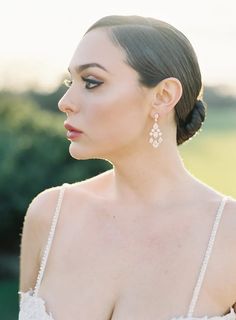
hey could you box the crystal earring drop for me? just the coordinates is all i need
[149,113,163,148]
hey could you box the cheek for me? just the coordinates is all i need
[83,85,147,143]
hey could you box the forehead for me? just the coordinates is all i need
[69,29,128,73]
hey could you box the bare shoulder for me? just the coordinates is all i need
[198,181,236,247]
[221,196,236,240]
[23,185,64,240]
[27,185,62,213]
[19,185,65,292]
[183,180,236,307]
[216,196,236,284]
[218,196,236,307]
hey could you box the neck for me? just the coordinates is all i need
[109,142,193,205]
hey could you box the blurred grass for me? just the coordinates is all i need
[0,278,18,319]
[180,107,236,198]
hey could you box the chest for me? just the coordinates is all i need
[38,206,233,320]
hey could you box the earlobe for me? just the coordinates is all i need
[152,77,183,113]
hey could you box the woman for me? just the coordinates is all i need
[18,15,236,320]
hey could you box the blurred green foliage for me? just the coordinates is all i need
[0,278,18,318]
[0,91,111,254]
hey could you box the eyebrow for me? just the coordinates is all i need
[68,63,108,74]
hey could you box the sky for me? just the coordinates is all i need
[1,0,236,94]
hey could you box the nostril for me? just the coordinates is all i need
[58,103,74,114]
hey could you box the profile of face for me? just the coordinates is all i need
[58,29,163,161]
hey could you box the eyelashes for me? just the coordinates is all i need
[64,77,104,90]
[63,79,72,88]
[64,79,73,88]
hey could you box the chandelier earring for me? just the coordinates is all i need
[149,113,163,148]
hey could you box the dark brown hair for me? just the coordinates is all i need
[85,15,206,145]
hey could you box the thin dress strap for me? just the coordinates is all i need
[33,183,68,297]
[187,196,229,317]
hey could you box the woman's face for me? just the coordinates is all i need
[58,28,152,161]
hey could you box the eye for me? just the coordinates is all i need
[64,78,73,88]
[81,76,104,90]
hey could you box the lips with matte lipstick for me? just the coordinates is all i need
[64,122,83,140]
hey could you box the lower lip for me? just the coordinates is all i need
[66,130,83,140]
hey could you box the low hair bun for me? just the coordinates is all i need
[177,100,207,145]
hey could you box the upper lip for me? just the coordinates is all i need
[64,122,83,133]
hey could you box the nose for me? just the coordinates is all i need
[58,91,77,114]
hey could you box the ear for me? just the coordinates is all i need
[150,77,183,117]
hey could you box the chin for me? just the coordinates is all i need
[68,141,108,161]
[67,138,127,162]
[68,143,92,160]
